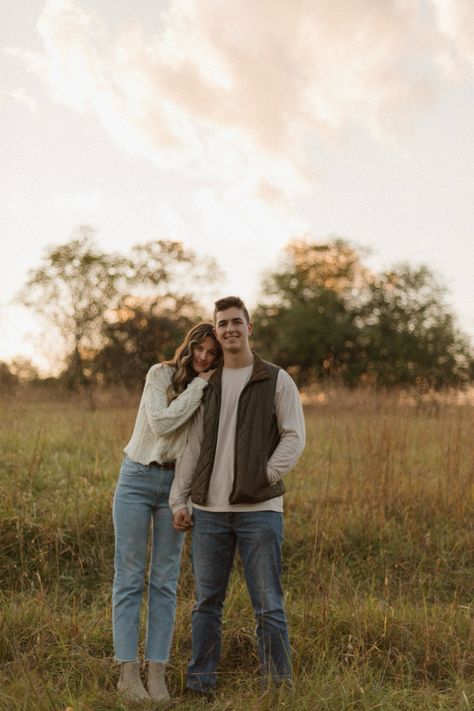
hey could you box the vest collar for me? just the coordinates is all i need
[209,351,270,385]
[248,352,271,382]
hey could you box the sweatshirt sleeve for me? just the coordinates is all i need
[266,369,306,483]
[169,406,204,513]
[143,364,208,437]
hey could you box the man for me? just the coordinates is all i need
[170,295,305,693]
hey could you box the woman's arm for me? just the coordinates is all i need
[144,364,208,437]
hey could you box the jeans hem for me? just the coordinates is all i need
[186,683,217,692]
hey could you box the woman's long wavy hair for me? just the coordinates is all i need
[164,322,221,403]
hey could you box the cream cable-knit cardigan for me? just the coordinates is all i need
[124,363,208,466]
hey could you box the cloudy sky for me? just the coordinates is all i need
[1,0,474,372]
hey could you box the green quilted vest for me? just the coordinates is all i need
[190,352,285,506]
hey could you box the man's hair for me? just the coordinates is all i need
[213,296,251,324]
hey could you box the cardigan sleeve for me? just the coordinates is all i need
[143,364,208,437]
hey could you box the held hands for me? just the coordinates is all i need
[172,507,193,532]
[198,369,216,382]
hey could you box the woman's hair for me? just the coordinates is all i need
[164,322,221,402]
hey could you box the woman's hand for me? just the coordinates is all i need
[172,508,193,531]
[198,369,216,382]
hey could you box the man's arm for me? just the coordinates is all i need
[266,369,306,482]
[169,406,204,529]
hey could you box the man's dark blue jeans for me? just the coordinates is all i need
[187,509,292,691]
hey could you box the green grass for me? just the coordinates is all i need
[0,388,473,710]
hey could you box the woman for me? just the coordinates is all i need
[112,323,221,703]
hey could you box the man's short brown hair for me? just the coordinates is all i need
[213,296,251,324]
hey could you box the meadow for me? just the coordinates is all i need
[0,388,473,710]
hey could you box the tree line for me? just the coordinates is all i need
[3,226,473,390]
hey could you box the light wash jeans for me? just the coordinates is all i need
[112,456,183,662]
[187,509,292,691]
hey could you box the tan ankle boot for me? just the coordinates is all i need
[147,661,170,702]
[117,661,150,702]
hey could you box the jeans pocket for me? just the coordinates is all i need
[120,457,148,477]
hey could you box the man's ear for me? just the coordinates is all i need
[247,321,253,335]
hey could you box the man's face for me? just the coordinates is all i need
[214,306,252,354]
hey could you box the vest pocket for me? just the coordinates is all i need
[230,453,275,503]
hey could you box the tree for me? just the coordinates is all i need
[18,226,131,388]
[88,240,220,387]
[357,264,473,388]
[0,362,18,393]
[89,297,199,388]
[18,228,221,388]
[253,237,367,385]
[253,239,473,388]
[7,358,40,383]
[253,292,360,385]
[128,240,219,309]
[261,237,370,306]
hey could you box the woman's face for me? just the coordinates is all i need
[191,335,218,374]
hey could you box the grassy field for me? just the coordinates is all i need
[0,388,473,710]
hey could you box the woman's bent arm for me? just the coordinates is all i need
[144,364,208,437]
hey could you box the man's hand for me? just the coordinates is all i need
[173,507,193,531]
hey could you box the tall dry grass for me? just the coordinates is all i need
[0,388,473,710]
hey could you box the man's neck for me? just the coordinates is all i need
[223,348,254,369]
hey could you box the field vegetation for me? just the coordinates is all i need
[1,388,473,710]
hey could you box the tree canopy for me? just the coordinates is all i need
[252,238,473,388]
[356,264,472,387]
[16,229,473,390]
[18,227,219,388]
[89,297,199,387]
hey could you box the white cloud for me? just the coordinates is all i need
[8,0,474,201]
[52,188,104,212]
[7,88,38,114]
[430,0,474,70]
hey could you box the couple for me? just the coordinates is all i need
[112,296,306,703]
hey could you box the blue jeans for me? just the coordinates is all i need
[187,509,291,690]
[112,457,183,662]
